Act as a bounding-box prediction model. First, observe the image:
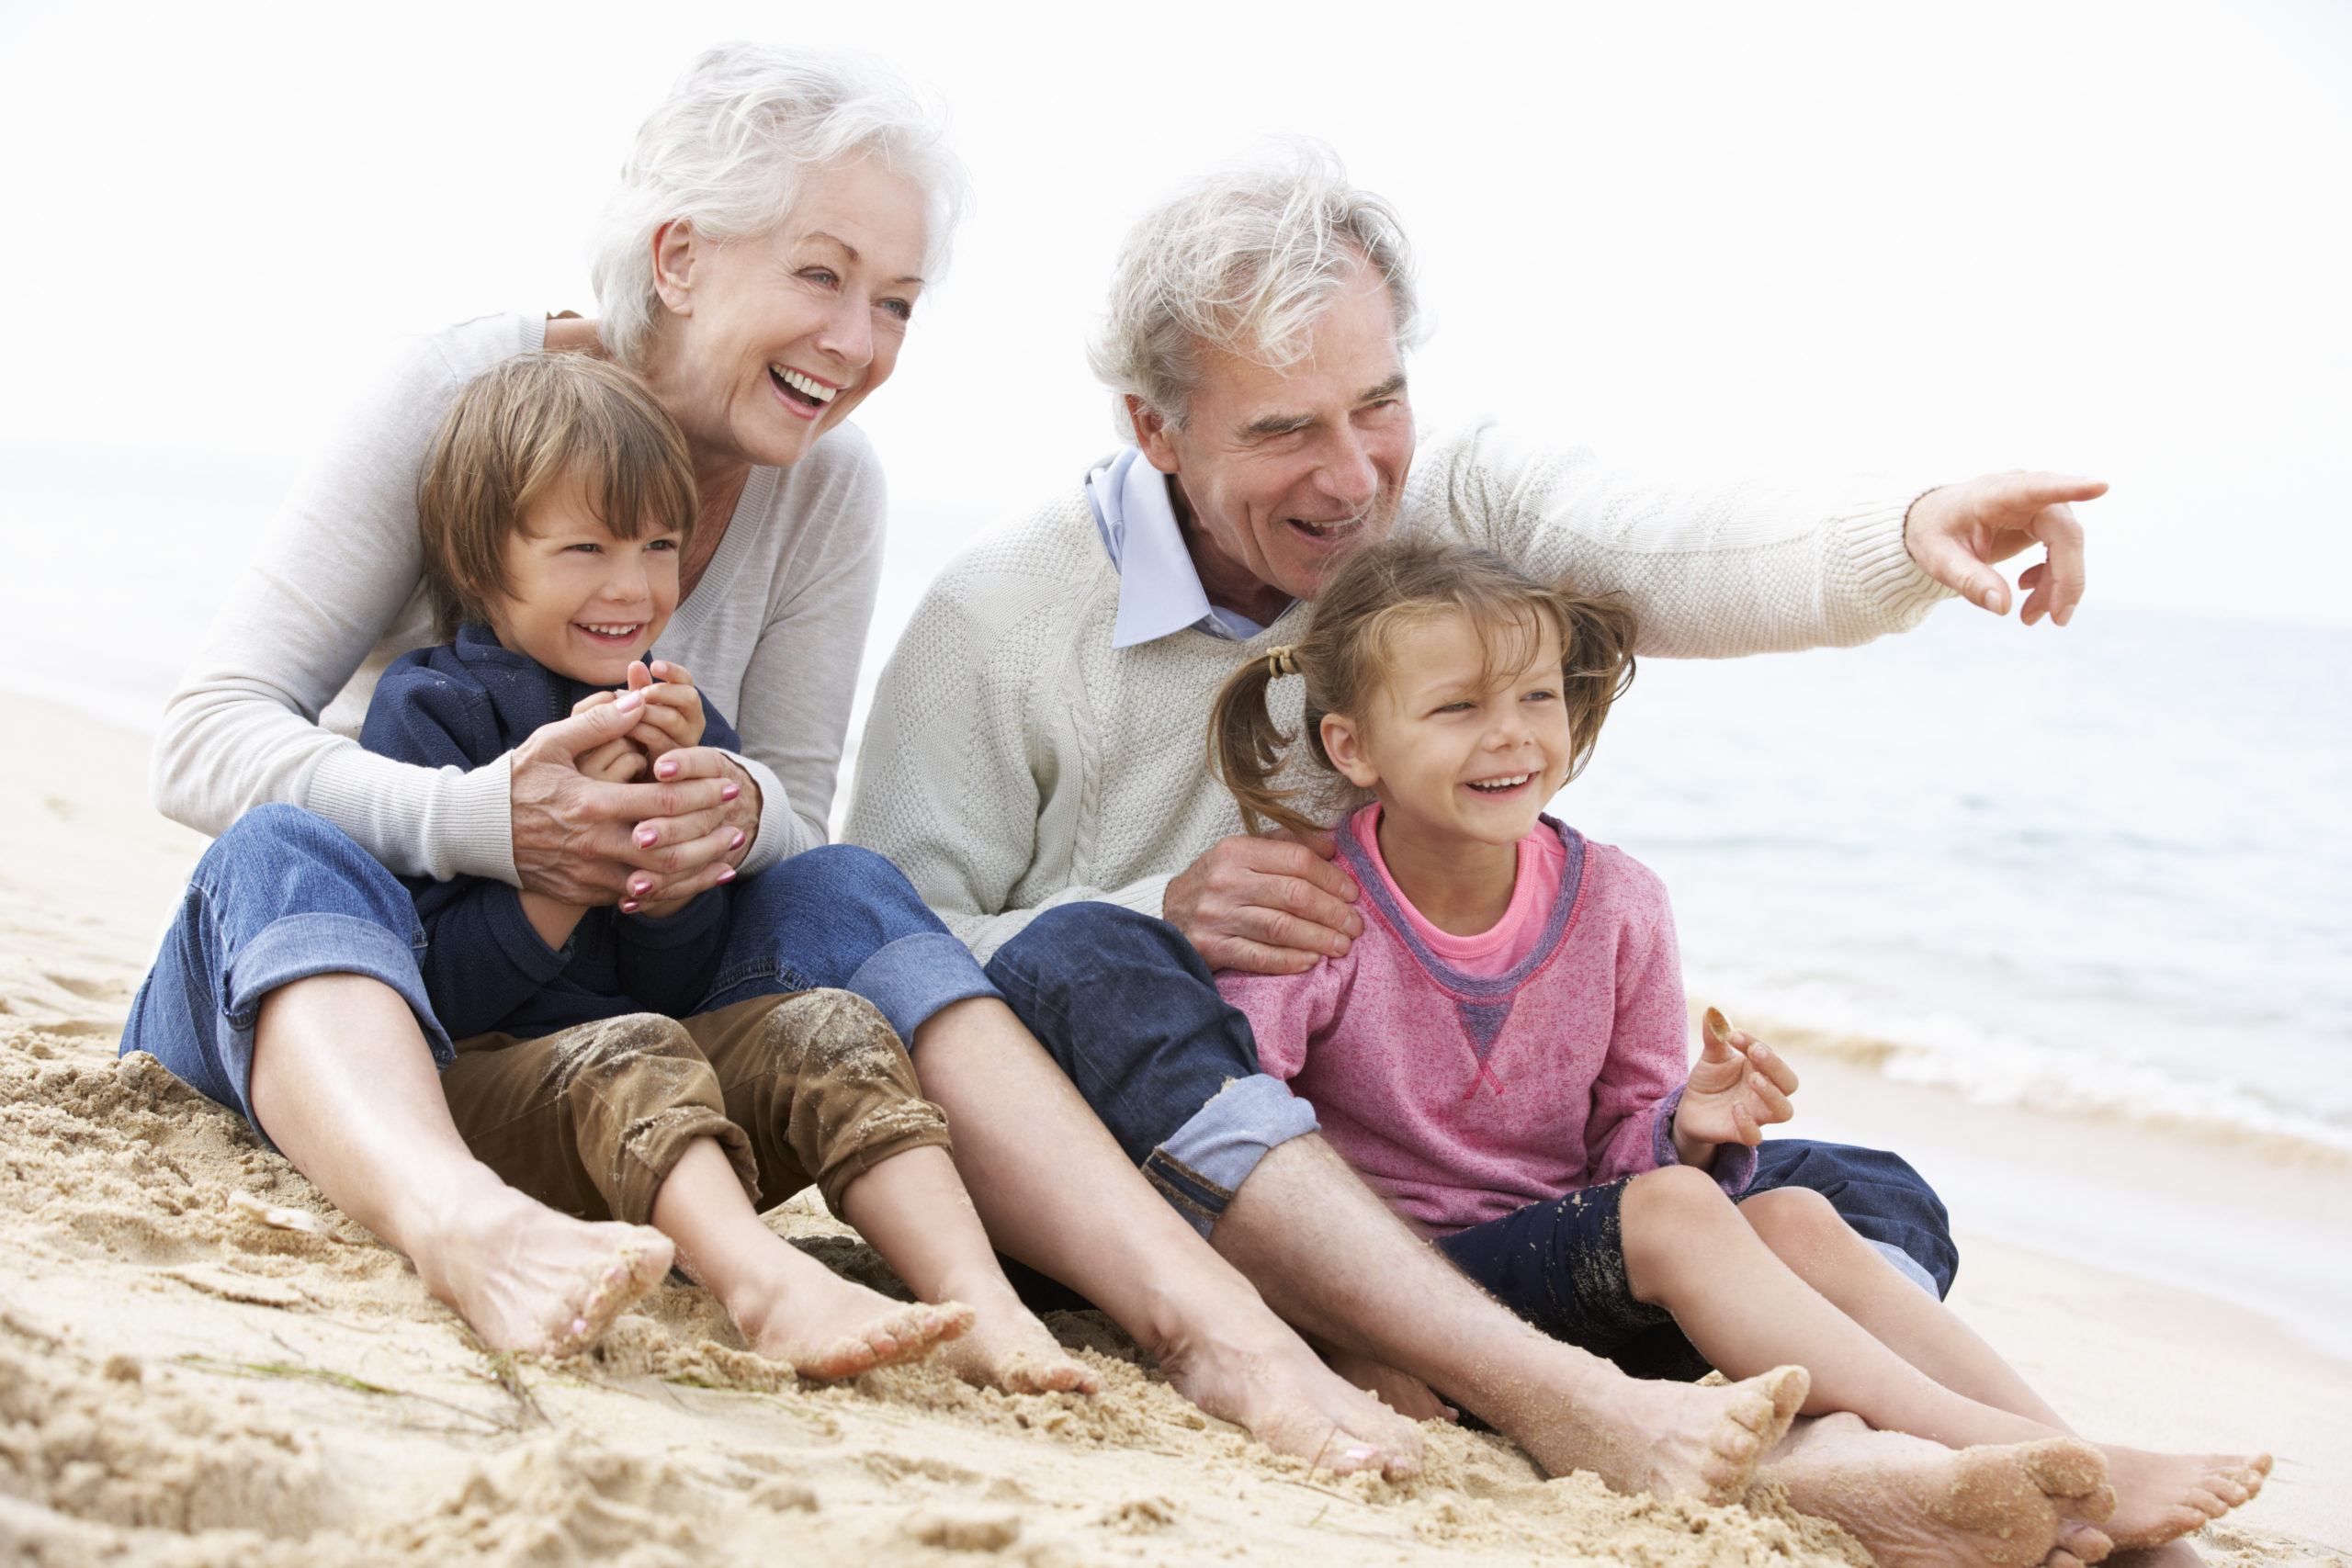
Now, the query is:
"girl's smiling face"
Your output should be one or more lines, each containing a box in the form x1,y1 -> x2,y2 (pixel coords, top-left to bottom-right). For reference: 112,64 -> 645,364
1318,607 -> 1573,857
485,473 -> 683,685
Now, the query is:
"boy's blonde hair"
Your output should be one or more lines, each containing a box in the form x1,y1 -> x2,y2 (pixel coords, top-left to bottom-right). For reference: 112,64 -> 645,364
416,353 -> 698,634
1209,536 -> 1638,839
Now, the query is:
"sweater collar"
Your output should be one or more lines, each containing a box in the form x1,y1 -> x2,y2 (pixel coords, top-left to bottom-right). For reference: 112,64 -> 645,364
451,623 -> 607,737
1085,446 -> 1287,648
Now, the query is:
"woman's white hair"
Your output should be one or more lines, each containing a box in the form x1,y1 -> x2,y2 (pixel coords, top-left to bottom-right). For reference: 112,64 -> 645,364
1088,139 -> 1425,430
590,42 -> 971,370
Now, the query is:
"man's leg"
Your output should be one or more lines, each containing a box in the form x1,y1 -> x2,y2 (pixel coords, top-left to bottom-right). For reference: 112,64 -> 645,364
715,859 -> 1420,1475
122,804 -> 671,1354
986,905 -> 1804,1502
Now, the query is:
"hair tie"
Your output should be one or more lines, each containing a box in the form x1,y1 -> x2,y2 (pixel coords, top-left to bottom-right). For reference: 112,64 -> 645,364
1264,644 -> 1299,680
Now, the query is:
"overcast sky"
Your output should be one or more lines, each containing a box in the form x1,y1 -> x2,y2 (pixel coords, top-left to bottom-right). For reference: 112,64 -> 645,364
5,0 -> 2346,625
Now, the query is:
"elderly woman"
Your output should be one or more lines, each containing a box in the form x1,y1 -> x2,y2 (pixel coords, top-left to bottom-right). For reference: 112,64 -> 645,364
122,43 -> 1429,1468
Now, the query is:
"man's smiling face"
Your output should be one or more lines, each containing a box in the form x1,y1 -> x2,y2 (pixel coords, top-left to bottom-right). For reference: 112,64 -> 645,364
1130,257 -> 1416,624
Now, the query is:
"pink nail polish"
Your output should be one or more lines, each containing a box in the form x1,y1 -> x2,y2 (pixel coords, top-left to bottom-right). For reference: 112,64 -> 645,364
635,826 -> 658,847
720,783 -> 741,802
657,760 -> 677,779
620,900 -> 639,914
632,879 -> 651,897
729,829 -> 745,850
716,865 -> 736,884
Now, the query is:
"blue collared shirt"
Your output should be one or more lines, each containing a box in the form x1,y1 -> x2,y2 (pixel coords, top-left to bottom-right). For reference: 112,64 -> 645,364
1087,447 -> 1284,648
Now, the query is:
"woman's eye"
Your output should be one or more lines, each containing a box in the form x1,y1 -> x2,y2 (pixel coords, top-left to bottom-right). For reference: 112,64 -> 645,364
803,268 -> 839,288
879,298 -> 914,322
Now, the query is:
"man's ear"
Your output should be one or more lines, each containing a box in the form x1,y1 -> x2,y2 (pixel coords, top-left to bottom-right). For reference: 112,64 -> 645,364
1321,712 -> 1380,790
650,220 -> 698,316
1129,396 -> 1181,473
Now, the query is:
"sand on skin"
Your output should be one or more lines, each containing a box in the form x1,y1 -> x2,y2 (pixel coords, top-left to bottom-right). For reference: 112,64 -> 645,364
0,691 -> 2340,1566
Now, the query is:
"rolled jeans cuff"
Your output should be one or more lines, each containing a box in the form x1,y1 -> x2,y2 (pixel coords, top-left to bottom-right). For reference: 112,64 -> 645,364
845,931 -> 1001,1044
1142,1073 -> 1320,1237
222,912 -> 453,1135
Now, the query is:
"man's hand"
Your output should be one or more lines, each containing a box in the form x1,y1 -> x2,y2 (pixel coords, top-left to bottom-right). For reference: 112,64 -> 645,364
510,692 -> 745,907
1905,472 -> 2106,626
1671,1008 -> 1798,1170
618,659 -> 707,763
1164,829 -> 1363,975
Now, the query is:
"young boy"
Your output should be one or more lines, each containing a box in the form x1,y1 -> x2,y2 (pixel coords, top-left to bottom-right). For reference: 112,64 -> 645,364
362,352 -> 1095,1391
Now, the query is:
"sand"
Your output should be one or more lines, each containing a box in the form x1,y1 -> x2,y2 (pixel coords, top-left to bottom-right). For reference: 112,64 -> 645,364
0,689 -> 2343,1567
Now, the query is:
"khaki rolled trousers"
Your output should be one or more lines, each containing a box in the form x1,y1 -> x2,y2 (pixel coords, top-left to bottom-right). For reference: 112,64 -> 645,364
442,989 -> 952,1224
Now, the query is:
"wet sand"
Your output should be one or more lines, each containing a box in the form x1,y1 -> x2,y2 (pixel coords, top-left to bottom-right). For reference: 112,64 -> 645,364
1,692 -> 2341,1565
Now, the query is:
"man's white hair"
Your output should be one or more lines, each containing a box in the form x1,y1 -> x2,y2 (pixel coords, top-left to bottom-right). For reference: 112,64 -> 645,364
590,42 -> 971,371
1088,139 -> 1425,430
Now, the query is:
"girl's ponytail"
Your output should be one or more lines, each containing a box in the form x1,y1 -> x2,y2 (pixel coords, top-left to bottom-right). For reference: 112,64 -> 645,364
1208,647 -> 1322,839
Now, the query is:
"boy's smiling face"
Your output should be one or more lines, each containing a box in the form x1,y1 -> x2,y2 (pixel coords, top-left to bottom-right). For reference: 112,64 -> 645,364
485,472 -> 682,686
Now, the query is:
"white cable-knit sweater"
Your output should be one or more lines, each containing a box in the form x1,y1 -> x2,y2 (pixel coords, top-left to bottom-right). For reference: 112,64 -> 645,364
845,421 -> 1946,959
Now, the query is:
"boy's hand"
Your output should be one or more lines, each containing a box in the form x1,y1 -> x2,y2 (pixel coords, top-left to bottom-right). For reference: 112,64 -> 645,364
1672,1008 -> 1799,1169
568,691 -> 648,783
620,660 -> 707,763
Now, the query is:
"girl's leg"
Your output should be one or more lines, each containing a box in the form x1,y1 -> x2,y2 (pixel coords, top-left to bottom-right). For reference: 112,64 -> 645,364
1623,1166 -> 2266,1550
122,804 -> 670,1355
441,1010 -> 968,1380
1737,1186 -> 2269,1551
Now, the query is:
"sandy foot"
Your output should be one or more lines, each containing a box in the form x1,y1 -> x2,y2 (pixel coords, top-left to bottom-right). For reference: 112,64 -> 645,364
740,1276 -> 974,1380
1326,1349 -> 1457,1423
936,1297 -> 1102,1395
1155,1318 -> 1427,1480
1518,1363 -> 1808,1505
1763,1412 -> 2118,1568
415,1189 -> 674,1355
2098,1446 -> 2270,1550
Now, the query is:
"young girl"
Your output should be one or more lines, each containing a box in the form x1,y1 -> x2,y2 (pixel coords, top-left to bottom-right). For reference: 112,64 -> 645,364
349,351 -> 1095,1393
1208,536 -> 2265,1555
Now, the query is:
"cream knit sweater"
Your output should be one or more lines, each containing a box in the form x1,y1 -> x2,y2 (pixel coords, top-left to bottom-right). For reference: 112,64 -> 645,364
845,421 -> 1946,959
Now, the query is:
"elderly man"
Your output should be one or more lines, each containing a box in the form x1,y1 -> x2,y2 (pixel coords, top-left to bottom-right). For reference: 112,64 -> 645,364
849,147 -> 2118,1555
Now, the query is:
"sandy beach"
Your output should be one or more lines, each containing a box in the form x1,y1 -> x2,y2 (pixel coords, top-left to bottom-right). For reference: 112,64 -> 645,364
2,689 -> 2344,1567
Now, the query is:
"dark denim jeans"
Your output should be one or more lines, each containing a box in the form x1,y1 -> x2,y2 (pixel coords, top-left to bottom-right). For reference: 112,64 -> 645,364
122,803 -> 998,1139
986,900 -> 1958,1298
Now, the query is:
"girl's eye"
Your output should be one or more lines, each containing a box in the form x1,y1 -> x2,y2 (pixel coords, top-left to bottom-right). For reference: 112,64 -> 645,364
566,542 -> 603,554
1524,688 -> 1559,703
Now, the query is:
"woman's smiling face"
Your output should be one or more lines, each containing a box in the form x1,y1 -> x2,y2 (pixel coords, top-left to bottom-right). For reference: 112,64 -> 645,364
648,157 -> 931,470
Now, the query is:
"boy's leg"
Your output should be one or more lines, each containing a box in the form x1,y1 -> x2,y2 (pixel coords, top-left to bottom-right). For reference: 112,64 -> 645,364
441,1009 -> 967,1379
680,990 -> 1097,1393
122,803 -> 668,1356
1746,1137 -> 1958,1296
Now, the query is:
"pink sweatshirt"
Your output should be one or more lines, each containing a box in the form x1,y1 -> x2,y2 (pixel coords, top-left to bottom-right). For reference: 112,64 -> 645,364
1216,809 -> 1754,1233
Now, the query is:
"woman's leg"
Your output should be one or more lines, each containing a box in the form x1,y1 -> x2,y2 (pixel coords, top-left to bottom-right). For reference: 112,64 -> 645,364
442,1008 -> 969,1379
1623,1166 -> 2266,1550
706,851 -> 1423,1474
121,805 -> 671,1354
1736,1186 -> 2268,1551
681,990 -> 1095,1393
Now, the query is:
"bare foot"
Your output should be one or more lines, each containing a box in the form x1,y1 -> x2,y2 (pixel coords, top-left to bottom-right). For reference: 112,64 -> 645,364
1152,1306 -> 1426,1479
1326,1348 -> 1457,1423
2098,1447 -> 2269,1550
1508,1362 -> 1809,1504
413,1186 -> 673,1354
935,1288 -> 1102,1394
1763,1412 -> 2119,1568
734,1265 -> 974,1379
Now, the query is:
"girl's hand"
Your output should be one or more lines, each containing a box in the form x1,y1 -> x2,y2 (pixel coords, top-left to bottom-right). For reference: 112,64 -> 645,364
620,659 -> 707,763
1671,1008 -> 1799,1168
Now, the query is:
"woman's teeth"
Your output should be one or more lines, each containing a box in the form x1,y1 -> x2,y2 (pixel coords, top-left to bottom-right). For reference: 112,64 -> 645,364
771,365 -> 836,403
1467,774 -> 1531,792
1290,517 -> 1363,539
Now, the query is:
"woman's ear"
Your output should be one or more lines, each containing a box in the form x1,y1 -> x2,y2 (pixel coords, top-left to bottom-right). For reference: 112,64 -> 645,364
650,220 -> 698,315
1321,712 -> 1381,790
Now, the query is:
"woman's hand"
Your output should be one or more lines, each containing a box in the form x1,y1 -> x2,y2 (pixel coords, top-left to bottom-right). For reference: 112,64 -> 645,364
1671,1008 -> 1799,1169
616,746 -> 762,912
510,693 -> 741,906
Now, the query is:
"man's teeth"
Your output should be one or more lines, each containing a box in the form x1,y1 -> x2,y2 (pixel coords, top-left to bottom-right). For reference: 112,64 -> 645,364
773,366 -> 836,402
1468,774 -> 1531,792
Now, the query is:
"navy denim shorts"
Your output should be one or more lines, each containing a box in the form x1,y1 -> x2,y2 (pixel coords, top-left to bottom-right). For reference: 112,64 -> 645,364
1435,1176 -> 1675,1359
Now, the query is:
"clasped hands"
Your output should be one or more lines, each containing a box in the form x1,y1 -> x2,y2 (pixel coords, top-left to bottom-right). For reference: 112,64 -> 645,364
510,658 -> 761,917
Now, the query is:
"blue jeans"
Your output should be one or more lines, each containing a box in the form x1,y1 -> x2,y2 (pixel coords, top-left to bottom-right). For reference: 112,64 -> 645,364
986,901 -> 1958,1298
122,804 -> 998,1140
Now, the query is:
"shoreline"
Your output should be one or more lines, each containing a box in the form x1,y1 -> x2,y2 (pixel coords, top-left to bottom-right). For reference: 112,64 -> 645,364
3,691 -> 2343,1562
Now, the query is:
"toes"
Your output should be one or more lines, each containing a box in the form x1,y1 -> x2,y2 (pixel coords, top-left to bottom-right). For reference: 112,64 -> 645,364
1762,1364 -> 1809,1427
2058,1524 -> 2113,1564
2026,1438 -> 2112,1506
